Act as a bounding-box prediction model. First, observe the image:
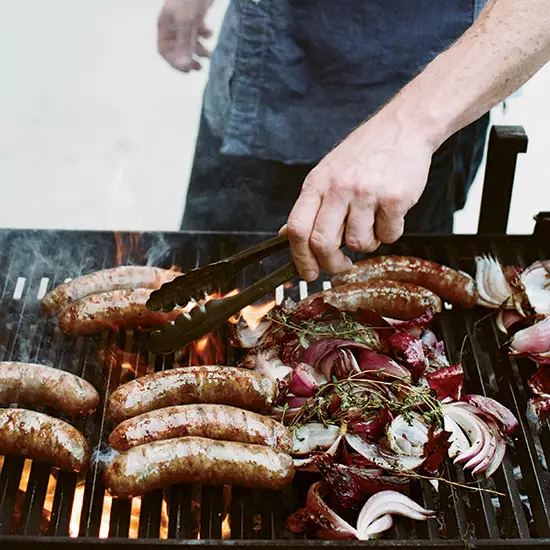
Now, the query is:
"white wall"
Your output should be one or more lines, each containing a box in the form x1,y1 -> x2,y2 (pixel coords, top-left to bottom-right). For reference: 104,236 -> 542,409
0,0 -> 548,234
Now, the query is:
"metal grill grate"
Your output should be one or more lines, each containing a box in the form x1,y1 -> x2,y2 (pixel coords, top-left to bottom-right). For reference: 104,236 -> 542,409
0,228 -> 549,549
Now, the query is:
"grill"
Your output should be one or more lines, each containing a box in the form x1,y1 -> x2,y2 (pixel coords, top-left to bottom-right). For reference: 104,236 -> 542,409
1,125 -> 549,549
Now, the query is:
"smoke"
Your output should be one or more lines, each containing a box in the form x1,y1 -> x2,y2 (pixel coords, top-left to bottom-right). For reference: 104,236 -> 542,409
145,233 -> 173,268
91,444 -> 119,469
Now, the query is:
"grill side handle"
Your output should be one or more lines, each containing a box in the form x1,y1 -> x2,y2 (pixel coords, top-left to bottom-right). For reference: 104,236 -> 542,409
477,125 -> 528,235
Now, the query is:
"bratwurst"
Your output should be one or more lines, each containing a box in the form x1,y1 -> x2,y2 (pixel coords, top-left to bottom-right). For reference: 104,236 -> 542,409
299,281 -> 442,320
0,409 -> 89,472
107,366 -> 276,423
108,404 -> 292,452
0,362 -> 99,416
104,436 -> 295,498
331,256 -> 478,308
42,266 -> 181,316
58,288 -> 182,335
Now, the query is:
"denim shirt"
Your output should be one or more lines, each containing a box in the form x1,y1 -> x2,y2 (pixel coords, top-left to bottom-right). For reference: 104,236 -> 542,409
203,0 -> 486,164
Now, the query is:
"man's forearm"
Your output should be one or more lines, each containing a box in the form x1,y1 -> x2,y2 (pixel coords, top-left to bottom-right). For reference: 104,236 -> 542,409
387,0 -> 550,149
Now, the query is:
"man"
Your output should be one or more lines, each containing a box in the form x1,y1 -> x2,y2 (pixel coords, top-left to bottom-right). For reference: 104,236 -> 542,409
158,0 -> 550,281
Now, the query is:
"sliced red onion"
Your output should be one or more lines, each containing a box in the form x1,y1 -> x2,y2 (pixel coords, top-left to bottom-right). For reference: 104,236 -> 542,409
474,255 -> 512,308
510,315 -> 550,355
496,309 -> 526,334
292,423 -> 341,455
253,349 -> 293,382
271,405 -> 303,422
363,515 -> 394,537
520,261 -> 550,316
387,414 -> 429,458
357,350 -> 411,381
470,420 -> 498,476
345,433 -> 424,472
388,309 -> 436,330
460,394 -> 518,435
306,482 -> 359,539
443,404 -> 487,465
288,364 -> 321,397
387,331 -> 427,379
356,491 -> 435,540
425,364 -> 463,402
483,428 -> 507,478
443,415 -> 470,459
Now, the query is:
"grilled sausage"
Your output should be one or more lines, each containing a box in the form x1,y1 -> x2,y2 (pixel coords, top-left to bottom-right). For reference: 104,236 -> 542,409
108,404 -> 292,452
331,256 -> 478,307
104,436 -> 295,498
58,288 -> 182,335
0,362 -> 99,416
42,266 -> 181,316
0,409 -> 89,471
107,366 -> 276,423
300,281 -> 442,320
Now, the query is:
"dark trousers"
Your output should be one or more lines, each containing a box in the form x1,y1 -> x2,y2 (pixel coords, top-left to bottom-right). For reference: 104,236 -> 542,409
181,112 -> 490,233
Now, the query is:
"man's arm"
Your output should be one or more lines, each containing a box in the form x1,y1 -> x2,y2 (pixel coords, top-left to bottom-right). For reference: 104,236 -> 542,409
286,0 -> 550,281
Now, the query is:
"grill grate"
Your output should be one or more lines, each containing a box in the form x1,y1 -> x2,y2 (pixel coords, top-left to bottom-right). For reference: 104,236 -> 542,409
0,229 -> 549,549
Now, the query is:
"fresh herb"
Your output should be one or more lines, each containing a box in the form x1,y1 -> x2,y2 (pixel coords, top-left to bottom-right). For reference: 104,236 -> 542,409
267,310 -> 381,348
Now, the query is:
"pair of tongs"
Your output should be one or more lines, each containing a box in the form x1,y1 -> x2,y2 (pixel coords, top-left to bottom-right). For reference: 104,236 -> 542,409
146,234 -> 296,353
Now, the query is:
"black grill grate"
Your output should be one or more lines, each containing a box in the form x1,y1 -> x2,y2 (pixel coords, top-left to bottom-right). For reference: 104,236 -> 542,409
0,228 -> 549,549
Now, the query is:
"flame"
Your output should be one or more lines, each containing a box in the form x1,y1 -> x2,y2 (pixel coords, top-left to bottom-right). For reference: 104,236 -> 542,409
99,493 -> 113,538
129,497 -> 142,538
113,232 -> 144,267
160,497 -> 169,539
241,299 -> 276,331
69,483 -> 86,537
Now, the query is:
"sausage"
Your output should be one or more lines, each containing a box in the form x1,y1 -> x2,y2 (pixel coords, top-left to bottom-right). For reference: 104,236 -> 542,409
104,436 -> 295,498
42,266 -> 181,316
108,404 -> 292,452
0,362 -> 99,416
58,288 -> 182,335
300,281 -> 442,320
0,409 -> 89,472
331,256 -> 478,307
107,366 -> 276,423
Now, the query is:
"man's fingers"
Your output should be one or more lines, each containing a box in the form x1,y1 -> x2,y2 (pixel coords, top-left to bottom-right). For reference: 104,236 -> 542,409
374,206 -> 405,244
195,41 -> 211,58
287,188 -> 322,282
310,198 -> 353,274
345,203 -> 381,252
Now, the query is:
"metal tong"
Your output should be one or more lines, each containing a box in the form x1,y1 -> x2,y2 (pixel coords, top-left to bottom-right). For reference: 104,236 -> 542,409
146,234 -> 296,353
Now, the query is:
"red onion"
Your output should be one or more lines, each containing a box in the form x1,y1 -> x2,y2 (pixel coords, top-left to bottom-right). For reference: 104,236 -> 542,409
345,433 -> 424,471
496,309 -> 526,334
357,350 -> 411,381
475,255 -> 512,308
510,315 -> 550,354
520,260 -> 550,316
421,330 -> 438,348
527,395 -> 550,424
528,365 -> 550,396
288,364 -> 321,397
460,394 -> 518,435
387,414 -> 428,457
292,423 -> 341,455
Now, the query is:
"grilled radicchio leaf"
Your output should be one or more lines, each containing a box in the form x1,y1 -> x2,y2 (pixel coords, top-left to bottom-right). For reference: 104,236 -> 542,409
387,331 -> 427,379
425,364 -> 464,402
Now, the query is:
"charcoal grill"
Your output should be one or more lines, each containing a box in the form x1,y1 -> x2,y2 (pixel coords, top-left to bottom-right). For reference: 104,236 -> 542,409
1,126 -> 550,549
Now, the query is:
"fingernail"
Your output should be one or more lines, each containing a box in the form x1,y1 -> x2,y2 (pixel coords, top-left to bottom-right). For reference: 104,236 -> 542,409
303,271 -> 317,282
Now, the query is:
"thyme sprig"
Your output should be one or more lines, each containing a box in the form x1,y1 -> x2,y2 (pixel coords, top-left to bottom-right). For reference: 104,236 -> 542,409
267,310 -> 382,349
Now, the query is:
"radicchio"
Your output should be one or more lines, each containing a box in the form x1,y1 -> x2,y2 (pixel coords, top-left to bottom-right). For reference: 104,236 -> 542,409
387,330 -> 427,379
421,428 -> 452,476
425,364 -> 464,401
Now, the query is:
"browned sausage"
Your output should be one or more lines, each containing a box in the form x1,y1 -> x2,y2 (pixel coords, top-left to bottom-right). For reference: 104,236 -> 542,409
42,266 -> 181,316
331,256 -> 478,307
0,362 -> 99,416
58,289 -> 182,335
300,281 -> 442,320
108,404 -> 292,452
104,436 -> 295,498
0,409 -> 89,471
107,366 -> 276,423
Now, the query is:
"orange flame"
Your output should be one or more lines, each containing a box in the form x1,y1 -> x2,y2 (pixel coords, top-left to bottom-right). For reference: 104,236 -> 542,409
113,232 -> 144,267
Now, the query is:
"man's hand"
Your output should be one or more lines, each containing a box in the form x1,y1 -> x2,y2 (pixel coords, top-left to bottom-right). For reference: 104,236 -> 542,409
286,111 -> 436,281
158,0 -> 213,72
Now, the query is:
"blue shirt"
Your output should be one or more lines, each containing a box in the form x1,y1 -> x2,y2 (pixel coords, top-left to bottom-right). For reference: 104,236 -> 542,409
203,0 -> 486,164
